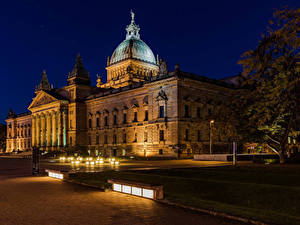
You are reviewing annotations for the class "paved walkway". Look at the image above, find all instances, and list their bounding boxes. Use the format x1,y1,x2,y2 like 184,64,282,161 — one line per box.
0,158,245,225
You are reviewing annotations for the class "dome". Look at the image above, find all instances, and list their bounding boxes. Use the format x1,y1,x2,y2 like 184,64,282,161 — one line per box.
110,37,156,65
110,11,157,66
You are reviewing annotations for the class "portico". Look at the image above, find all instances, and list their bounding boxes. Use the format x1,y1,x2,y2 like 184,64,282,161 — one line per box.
28,90,69,150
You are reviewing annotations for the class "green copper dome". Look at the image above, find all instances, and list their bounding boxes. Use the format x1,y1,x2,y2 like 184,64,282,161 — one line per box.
110,11,156,65
110,37,156,65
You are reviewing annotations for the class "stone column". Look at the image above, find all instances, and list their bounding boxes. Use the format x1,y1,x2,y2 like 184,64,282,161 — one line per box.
52,112,57,147
63,110,67,147
46,113,51,147
32,116,36,147
36,115,40,147
58,111,62,147
41,114,46,147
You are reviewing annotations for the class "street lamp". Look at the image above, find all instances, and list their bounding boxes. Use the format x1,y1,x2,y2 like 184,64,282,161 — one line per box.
209,120,214,155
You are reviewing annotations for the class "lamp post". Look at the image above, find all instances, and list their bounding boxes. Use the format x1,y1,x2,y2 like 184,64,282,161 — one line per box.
209,120,214,155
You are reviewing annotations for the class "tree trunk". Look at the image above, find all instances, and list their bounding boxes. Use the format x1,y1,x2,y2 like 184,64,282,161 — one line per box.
279,150,286,163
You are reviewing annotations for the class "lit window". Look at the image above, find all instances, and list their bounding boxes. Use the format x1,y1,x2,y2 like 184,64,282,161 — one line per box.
185,129,189,141
197,107,201,118
184,105,189,117
113,134,117,144
123,133,127,143
113,115,117,125
96,117,100,127
159,130,164,141
133,112,138,122
104,134,108,144
105,116,108,126
159,106,164,118
123,113,127,124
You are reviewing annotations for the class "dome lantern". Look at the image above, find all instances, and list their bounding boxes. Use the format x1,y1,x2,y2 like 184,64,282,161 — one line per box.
102,11,159,89
126,10,140,40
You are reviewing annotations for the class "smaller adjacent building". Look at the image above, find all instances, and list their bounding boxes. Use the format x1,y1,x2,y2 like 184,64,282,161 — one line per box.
5,110,32,152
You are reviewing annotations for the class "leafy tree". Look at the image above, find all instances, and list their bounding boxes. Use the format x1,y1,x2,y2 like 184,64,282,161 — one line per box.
0,124,6,152
238,7,300,163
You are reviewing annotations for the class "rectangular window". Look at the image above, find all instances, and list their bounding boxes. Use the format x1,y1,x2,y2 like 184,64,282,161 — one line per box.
144,110,148,121
88,119,92,129
159,106,165,118
185,129,189,141
104,134,108,144
105,116,108,126
197,107,201,118
113,115,117,125
197,130,201,142
159,130,164,141
123,133,127,143
70,136,72,145
96,117,100,127
159,149,163,155
96,135,99,144
113,134,117,144
88,136,91,145
123,113,127,124
133,112,138,122
208,108,212,116
144,132,148,142
133,133,137,142
184,105,189,118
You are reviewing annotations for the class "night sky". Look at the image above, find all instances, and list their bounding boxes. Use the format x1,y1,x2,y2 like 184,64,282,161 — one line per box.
0,0,299,123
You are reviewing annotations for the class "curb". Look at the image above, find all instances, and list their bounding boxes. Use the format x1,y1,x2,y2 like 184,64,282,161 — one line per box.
64,179,105,190
156,200,269,225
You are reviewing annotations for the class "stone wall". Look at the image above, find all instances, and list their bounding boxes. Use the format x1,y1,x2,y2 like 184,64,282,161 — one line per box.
85,77,178,157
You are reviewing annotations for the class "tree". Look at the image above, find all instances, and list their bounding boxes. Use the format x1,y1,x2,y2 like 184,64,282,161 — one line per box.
0,124,6,152
238,7,300,163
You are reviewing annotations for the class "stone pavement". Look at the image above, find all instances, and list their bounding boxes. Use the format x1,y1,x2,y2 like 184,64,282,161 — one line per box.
0,158,245,225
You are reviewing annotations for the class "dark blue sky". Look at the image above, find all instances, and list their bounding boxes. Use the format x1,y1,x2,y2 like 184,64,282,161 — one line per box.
0,0,299,123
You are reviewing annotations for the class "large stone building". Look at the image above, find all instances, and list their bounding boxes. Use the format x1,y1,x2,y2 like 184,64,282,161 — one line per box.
6,110,31,152
5,12,238,157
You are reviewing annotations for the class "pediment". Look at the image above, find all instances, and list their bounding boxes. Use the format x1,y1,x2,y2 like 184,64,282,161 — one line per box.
156,89,168,101
28,91,60,110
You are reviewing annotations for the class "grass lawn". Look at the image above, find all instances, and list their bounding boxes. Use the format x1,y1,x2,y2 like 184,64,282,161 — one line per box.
68,165,300,225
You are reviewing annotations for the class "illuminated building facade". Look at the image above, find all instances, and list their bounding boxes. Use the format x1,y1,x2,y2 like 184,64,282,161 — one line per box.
5,12,239,157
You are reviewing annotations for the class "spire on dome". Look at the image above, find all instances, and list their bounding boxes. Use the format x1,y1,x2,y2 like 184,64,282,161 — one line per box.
35,70,52,93
126,10,140,40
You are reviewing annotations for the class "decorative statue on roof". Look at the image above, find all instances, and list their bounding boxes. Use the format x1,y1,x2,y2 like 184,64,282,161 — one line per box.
131,10,135,21
7,108,16,118
158,58,168,75
96,74,103,88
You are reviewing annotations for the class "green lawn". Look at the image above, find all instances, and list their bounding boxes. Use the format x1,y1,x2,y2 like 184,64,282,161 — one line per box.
68,165,300,225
